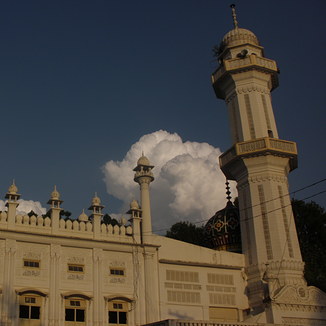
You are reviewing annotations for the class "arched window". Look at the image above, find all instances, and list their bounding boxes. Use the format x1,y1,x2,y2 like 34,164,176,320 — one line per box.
17,290,46,326
63,294,90,326
19,295,41,320
107,298,132,326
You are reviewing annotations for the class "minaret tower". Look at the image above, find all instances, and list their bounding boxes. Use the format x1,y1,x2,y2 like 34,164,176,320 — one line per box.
5,181,21,228
133,154,154,243
211,5,323,322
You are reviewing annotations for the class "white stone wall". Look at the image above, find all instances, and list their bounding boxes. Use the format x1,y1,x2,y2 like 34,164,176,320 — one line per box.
0,218,249,325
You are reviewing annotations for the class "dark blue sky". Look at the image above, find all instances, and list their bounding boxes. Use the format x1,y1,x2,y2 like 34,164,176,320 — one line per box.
0,1,325,218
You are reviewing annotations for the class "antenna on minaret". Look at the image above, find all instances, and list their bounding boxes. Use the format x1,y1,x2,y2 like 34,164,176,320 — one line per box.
230,4,239,29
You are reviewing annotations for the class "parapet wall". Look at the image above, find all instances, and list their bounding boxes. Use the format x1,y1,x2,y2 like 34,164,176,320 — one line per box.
0,210,134,243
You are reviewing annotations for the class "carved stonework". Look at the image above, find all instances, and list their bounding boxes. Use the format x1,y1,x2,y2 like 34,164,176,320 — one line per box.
282,317,326,326
50,244,61,259
22,270,40,277
109,261,125,267
110,278,126,284
5,239,16,253
67,274,84,280
273,285,326,306
236,85,270,95
249,174,288,184
67,256,84,264
93,248,103,262
23,252,41,260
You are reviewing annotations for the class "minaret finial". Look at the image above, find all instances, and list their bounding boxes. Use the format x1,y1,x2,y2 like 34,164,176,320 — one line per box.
225,179,232,202
230,4,239,29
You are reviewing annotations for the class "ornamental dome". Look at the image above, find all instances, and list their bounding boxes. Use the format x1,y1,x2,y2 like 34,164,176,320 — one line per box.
137,155,151,166
218,28,259,54
130,199,139,210
78,209,89,222
51,185,60,200
8,181,18,194
92,193,101,206
204,200,241,253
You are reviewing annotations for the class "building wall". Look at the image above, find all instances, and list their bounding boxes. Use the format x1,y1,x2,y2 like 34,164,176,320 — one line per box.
0,212,248,326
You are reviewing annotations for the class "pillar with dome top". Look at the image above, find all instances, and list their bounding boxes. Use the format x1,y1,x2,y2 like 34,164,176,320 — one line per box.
5,180,20,228
133,154,154,243
88,193,104,238
47,185,63,234
127,199,142,243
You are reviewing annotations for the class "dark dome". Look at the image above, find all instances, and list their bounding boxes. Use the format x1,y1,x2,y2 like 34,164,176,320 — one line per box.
204,201,241,253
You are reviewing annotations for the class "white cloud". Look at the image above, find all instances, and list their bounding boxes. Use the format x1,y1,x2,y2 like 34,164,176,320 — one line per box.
103,130,236,232
0,199,46,216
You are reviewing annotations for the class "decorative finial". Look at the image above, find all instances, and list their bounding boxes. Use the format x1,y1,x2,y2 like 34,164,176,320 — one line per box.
230,4,239,29
226,180,232,202
8,179,18,194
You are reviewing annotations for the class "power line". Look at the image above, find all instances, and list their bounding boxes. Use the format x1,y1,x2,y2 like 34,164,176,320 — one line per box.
148,182,326,235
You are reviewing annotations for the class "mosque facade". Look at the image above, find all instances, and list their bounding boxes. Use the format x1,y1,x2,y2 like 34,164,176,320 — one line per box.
1,6,326,326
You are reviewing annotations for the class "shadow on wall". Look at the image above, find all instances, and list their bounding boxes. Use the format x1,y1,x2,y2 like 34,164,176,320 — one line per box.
168,309,193,319
0,284,46,326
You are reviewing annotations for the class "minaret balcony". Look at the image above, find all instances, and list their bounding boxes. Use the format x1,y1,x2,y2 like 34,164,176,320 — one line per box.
219,137,297,179
212,55,279,96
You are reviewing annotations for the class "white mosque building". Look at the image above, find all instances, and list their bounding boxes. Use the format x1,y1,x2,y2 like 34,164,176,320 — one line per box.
1,5,326,326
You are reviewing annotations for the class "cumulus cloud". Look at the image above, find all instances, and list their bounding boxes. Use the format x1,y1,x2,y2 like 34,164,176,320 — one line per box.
0,199,46,216
103,130,236,232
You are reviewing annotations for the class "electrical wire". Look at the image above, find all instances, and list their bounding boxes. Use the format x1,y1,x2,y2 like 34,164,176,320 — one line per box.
144,178,326,235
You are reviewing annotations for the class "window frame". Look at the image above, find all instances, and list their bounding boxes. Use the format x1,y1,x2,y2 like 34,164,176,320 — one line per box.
19,295,41,320
110,268,125,277
67,264,84,273
23,259,40,269
64,298,86,323
108,301,128,325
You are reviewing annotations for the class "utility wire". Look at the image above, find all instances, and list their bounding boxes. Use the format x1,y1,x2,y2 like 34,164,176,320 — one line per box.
147,185,326,235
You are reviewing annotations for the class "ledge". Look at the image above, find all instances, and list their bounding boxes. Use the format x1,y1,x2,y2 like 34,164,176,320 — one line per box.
219,137,298,179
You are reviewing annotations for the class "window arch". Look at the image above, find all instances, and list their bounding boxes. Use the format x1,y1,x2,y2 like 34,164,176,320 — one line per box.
63,293,91,326
17,289,47,326
107,297,133,326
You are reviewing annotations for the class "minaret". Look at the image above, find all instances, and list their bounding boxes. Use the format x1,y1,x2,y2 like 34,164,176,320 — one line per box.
88,193,104,238
212,5,308,321
127,199,142,243
5,180,21,227
133,154,154,243
47,185,63,233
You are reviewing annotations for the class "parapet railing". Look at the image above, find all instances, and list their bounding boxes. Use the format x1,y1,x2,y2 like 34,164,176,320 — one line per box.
219,137,297,168
212,55,277,83
0,211,134,242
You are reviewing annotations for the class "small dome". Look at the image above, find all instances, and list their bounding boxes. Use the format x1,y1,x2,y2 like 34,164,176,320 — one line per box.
78,209,89,222
8,182,18,194
92,193,101,206
220,28,259,52
204,201,241,253
137,155,151,166
130,199,139,210
51,185,60,200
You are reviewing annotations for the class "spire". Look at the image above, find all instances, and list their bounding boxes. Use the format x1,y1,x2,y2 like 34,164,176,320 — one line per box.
230,4,239,29
88,192,104,214
5,180,20,201
47,185,63,208
78,209,89,222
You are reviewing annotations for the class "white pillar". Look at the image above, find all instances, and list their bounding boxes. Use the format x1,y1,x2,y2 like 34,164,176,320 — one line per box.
139,179,153,243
